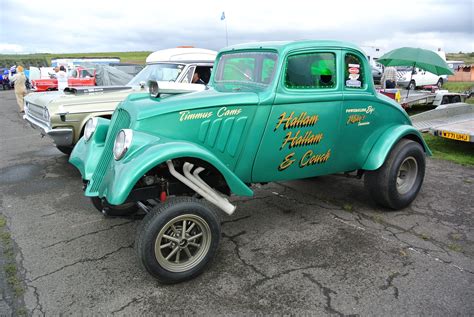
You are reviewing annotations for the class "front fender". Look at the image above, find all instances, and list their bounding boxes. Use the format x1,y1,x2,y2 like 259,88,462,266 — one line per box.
96,133,254,205
69,117,110,179
362,124,432,171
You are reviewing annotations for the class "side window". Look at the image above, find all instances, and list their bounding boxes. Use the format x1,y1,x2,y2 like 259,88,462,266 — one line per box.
285,52,336,89
344,53,364,88
195,66,212,84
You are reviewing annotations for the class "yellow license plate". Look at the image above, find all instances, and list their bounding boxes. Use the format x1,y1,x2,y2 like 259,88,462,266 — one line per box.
440,131,470,142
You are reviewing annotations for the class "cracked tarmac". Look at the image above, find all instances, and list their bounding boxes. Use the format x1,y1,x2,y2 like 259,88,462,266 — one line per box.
0,90,473,315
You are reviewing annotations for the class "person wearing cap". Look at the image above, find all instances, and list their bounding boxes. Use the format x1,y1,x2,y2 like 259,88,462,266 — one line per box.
10,65,28,113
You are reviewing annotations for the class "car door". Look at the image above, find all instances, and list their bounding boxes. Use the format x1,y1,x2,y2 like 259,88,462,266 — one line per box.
252,49,343,182
339,51,384,171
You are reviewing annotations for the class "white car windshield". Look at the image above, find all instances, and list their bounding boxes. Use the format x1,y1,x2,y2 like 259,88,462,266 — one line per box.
127,63,186,86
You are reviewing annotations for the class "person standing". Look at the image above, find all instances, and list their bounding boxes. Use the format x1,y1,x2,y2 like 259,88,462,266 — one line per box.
10,66,28,113
381,66,397,89
57,65,68,91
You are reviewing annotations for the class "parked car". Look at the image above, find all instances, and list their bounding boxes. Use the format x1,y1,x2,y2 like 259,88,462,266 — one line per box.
30,66,96,92
70,40,431,284
23,47,217,154
397,66,446,90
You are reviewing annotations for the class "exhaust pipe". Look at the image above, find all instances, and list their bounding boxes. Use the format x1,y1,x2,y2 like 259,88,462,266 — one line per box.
166,160,236,215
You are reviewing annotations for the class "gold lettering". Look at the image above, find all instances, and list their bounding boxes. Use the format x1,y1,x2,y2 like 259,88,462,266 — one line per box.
179,110,213,121
278,153,296,171
280,130,324,150
274,112,318,131
299,149,331,167
346,114,365,125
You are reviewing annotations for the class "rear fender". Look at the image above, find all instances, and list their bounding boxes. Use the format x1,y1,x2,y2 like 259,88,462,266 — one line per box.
363,125,431,171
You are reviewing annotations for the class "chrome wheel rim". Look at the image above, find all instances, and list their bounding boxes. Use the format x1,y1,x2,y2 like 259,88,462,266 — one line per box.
154,214,211,272
396,156,418,195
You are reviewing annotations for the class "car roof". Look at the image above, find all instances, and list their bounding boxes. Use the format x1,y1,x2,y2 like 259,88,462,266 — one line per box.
146,48,217,63
223,40,364,55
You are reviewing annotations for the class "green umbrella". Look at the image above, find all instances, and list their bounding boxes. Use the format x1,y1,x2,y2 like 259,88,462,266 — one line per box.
378,47,454,76
378,47,454,97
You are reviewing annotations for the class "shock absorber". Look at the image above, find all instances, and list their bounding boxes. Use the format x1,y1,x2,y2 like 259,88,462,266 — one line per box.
159,177,167,202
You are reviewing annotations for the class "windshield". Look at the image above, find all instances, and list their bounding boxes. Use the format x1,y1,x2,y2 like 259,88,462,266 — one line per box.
127,63,186,86
213,51,278,91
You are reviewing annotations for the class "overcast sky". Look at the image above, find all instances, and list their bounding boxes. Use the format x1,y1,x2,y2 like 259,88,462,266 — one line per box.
0,0,473,55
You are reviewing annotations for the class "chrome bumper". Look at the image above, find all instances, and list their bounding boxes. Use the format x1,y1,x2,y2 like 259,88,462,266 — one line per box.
23,114,73,146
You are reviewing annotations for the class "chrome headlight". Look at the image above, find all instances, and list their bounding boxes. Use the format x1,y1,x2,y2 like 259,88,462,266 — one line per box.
113,129,133,160
84,117,98,141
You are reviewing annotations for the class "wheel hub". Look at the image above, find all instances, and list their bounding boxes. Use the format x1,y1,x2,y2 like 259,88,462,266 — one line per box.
396,156,418,195
154,214,211,273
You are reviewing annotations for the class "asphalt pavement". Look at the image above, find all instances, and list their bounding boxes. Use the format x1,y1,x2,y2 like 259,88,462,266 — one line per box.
0,89,473,315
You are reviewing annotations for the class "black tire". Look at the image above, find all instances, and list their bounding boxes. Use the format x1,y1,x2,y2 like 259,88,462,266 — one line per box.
408,80,416,90
436,78,443,89
90,197,139,217
56,146,73,155
136,197,220,284
364,139,425,210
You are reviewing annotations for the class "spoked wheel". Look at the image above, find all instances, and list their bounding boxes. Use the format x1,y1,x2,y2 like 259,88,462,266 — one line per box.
136,197,220,284
364,139,425,210
90,197,139,217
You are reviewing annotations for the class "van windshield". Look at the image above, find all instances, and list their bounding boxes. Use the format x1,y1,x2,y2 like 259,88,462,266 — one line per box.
213,51,278,92
128,63,185,86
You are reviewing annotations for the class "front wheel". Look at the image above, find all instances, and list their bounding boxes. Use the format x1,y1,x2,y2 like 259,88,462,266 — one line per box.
408,80,416,90
136,197,221,284
436,78,443,89
90,197,138,216
364,139,426,210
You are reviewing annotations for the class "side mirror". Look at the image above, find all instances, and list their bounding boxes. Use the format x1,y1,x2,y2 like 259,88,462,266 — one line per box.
148,80,160,98
139,81,146,89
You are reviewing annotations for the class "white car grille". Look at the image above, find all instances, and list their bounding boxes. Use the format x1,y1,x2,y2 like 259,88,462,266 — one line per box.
25,101,50,127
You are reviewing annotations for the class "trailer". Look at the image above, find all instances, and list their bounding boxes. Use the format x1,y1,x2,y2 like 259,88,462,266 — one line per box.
410,103,474,142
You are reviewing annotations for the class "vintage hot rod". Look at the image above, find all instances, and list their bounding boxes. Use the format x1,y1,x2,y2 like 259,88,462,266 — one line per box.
70,40,431,283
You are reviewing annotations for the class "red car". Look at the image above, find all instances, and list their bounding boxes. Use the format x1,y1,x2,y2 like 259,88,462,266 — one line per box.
31,67,96,92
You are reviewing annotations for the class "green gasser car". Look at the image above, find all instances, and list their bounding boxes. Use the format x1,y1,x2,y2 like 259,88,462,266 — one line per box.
70,40,431,283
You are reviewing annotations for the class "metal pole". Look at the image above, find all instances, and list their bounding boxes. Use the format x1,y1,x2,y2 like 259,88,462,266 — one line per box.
406,62,415,98
225,19,228,47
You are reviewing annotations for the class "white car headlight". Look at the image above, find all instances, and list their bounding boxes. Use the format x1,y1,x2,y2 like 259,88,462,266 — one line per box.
113,129,133,160
84,117,98,141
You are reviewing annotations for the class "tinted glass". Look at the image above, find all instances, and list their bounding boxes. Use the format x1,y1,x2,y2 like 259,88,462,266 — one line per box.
285,52,336,89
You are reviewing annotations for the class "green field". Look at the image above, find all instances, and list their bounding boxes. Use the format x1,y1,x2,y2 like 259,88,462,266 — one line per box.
446,52,474,65
0,51,152,67
422,133,474,166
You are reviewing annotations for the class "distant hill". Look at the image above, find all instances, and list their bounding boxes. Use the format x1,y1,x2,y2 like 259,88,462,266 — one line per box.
0,51,151,68
446,52,474,64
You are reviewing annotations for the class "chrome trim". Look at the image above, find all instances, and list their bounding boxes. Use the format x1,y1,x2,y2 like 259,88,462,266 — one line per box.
23,114,73,146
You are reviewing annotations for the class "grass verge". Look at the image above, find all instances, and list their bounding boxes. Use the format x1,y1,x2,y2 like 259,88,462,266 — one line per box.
442,82,473,93
422,133,474,166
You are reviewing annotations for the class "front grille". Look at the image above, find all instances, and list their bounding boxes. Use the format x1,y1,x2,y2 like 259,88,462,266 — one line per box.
88,108,131,194
26,102,49,126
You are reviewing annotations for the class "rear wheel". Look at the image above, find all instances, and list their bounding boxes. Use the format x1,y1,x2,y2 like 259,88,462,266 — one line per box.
408,80,416,90
136,197,220,284
90,197,139,216
364,139,425,210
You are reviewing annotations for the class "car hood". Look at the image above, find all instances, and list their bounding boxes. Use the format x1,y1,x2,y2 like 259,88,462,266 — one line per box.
25,86,141,114
123,88,260,121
